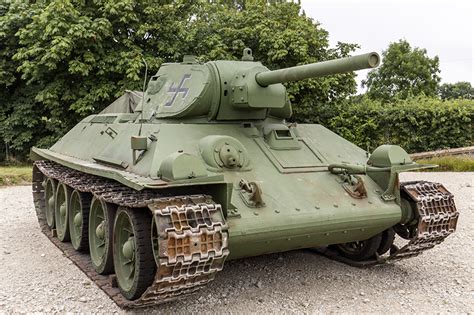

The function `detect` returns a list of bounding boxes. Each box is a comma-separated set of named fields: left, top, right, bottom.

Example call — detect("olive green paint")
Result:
left=31, top=49, right=426, bottom=259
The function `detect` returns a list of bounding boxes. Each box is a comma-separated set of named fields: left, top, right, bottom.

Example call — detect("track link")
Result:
left=315, top=180, right=459, bottom=267
left=32, top=160, right=229, bottom=308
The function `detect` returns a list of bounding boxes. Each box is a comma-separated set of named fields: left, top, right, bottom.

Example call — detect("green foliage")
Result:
left=439, top=82, right=474, bottom=100
left=0, top=85, right=52, bottom=159
left=362, top=39, right=441, bottom=101
left=0, top=0, right=357, bottom=161
left=328, top=96, right=473, bottom=153
left=1, top=0, right=199, bottom=161
left=417, top=156, right=474, bottom=172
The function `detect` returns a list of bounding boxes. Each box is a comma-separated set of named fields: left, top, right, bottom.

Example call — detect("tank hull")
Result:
left=32, top=119, right=401, bottom=259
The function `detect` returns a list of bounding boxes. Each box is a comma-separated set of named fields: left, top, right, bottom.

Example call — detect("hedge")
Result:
left=326, top=96, right=473, bottom=153
left=1, top=96, right=473, bottom=162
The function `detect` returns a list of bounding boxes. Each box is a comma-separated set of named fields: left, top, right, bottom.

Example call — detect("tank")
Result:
left=31, top=48, right=459, bottom=308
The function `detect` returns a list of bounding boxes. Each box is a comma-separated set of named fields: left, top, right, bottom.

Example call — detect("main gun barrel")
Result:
left=255, top=52, right=380, bottom=87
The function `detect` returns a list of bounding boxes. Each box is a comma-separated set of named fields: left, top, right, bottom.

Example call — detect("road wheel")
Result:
left=44, top=178, right=57, bottom=229
left=89, top=197, right=115, bottom=274
left=333, top=233, right=382, bottom=261
left=113, top=207, right=155, bottom=300
left=68, top=190, right=91, bottom=251
left=54, top=183, right=71, bottom=242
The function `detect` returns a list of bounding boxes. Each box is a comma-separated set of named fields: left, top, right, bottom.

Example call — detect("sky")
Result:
left=300, top=0, right=474, bottom=92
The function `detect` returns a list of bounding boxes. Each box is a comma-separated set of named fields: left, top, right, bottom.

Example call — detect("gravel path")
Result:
left=0, top=172, right=472, bottom=313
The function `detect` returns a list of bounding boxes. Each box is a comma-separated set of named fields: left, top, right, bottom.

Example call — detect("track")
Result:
left=32, top=161, right=458, bottom=308
left=315, top=181, right=459, bottom=266
left=32, top=160, right=229, bottom=309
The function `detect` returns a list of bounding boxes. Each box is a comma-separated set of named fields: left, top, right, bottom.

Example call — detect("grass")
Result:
left=416, top=156, right=474, bottom=172
left=0, top=165, right=32, bottom=186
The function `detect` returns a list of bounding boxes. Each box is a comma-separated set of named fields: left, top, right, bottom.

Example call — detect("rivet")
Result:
left=240, top=97, right=244, bottom=101
left=275, top=210, right=280, bottom=214
left=343, top=230, right=348, bottom=234
left=368, top=201, right=373, bottom=204
left=287, top=238, right=291, bottom=241
left=333, top=204, right=338, bottom=208
left=360, top=228, right=365, bottom=231
left=295, top=208, right=300, bottom=211
left=253, top=211, right=259, bottom=216
left=315, top=206, right=320, bottom=209
left=239, top=87, right=243, bottom=91
left=325, top=232, right=330, bottom=236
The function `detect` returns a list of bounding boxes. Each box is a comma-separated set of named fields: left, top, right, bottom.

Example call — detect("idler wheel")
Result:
left=68, top=190, right=91, bottom=251
left=377, top=228, right=396, bottom=255
left=44, top=178, right=57, bottom=229
left=393, top=223, right=417, bottom=240
left=333, top=233, right=382, bottom=261
left=54, top=183, right=71, bottom=242
left=113, top=207, right=155, bottom=300
left=88, top=197, right=116, bottom=274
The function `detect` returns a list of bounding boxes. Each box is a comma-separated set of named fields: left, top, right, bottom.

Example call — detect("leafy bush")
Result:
left=323, top=96, right=473, bottom=153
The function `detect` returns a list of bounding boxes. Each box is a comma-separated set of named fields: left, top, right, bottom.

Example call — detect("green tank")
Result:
left=31, top=48, right=459, bottom=308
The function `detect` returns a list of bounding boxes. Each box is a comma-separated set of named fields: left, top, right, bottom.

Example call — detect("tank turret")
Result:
left=138, top=49, right=380, bottom=121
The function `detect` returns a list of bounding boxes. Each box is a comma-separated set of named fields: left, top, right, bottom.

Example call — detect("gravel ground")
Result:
left=0, top=172, right=472, bottom=313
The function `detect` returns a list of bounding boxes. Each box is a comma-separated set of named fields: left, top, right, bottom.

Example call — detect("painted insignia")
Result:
left=164, top=74, right=192, bottom=107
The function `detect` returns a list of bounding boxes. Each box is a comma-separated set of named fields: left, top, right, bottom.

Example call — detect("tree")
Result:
left=0, top=2, right=49, bottom=161
left=1, top=0, right=197, bottom=160
left=439, top=82, right=474, bottom=100
left=362, top=39, right=441, bottom=101
left=1, top=0, right=358, bottom=160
